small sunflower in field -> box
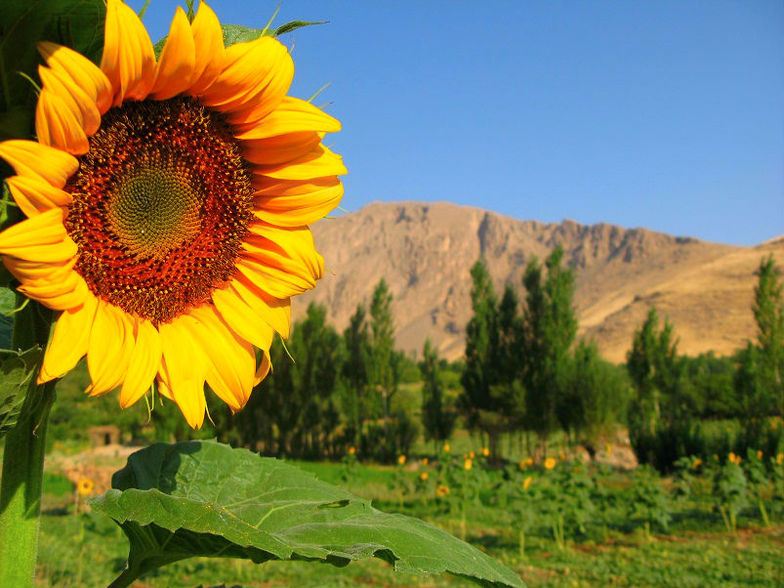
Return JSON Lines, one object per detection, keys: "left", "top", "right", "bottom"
{"left": 419, "top": 472, "right": 428, "bottom": 481}
{"left": 397, "top": 454, "right": 406, "bottom": 466}
{"left": 522, "top": 476, "right": 532, "bottom": 491}
{"left": 436, "top": 485, "right": 450, "bottom": 497}
{"left": 543, "top": 457, "right": 557, "bottom": 471}
{"left": 0, "top": 0, "right": 344, "bottom": 427}
{"left": 76, "top": 477, "right": 94, "bottom": 496}
{"left": 463, "top": 458, "right": 473, "bottom": 471}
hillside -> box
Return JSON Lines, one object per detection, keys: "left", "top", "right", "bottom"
{"left": 295, "top": 201, "right": 784, "bottom": 363}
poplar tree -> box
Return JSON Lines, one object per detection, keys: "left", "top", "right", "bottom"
{"left": 421, "top": 339, "right": 456, "bottom": 446}
{"left": 752, "top": 255, "right": 784, "bottom": 415}
{"left": 341, "top": 303, "right": 371, "bottom": 444}
{"left": 521, "top": 245, "right": 577, "bottom": 448}
{"left": 460, "top": 259, "right": 501, "bottom": 447}
{"left": 368, "top": 279, "right": 398, "bottom": 446}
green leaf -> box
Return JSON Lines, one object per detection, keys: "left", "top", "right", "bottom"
{"left": 0, "top": 287, "right": 14, "bottom": 348}
{"left": 0, "top": 0, "right": 105, "bottom": 142}
{"left": 91, "top": 441, "right": 524, "bottom": 588}
{"left": 0, "top": 347, "right": 40, "bottom": 439}
{"left": 273, "top": 20, "right": 328, "bottom": 36}
{"left": 221, "top": 24, "right": 266, "bottom": 47}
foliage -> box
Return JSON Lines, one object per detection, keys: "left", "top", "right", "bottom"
{"left": 521, "top": 246, "right": 577, "bottom": 447}
{"left": 561, "top": 340, "right": 630, "bottom": 450}
{"left": 627, "top": 465, "right": 672, "bottom": 538}
{"left": 421, "top": 340, "right": 457, "bottom": 445}
{"left": 752, "top": 255, "right": 784, "bottom": 416}
{"left": 90, "top": 441, "right": 524, "bottom": 588}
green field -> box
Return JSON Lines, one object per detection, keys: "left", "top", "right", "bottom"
{"left": 32, "top": 451, "right": 784, "bottom": 587}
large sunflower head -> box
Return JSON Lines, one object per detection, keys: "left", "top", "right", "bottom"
{"left": 0, "top": 0, "right": 345, "bottom": 428}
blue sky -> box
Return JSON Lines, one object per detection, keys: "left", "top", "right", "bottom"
{"left": 129, "top": 1, "right": 784, "bottom": 246}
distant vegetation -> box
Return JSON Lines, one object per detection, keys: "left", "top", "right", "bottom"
{"left": 49, "top": 254, "right": 784, "bottom": 472}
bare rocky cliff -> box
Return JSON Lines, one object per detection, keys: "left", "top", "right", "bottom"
{"left": 295, "top": 201, "right": 783, "bottom": 363}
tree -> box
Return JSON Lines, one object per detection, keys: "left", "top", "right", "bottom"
{"left": 521, "top": 245, "right": 577, "bottom": 449}
{"left": 459, "top": 259, "right": 505, "bottom": 454}
{"left": 563, "top": 339, "right": 631, "bottom": 454}
{"left": 421, "top": 340, "right": 456, "bottom": 446}
{"left": 752, "top": 255, "right": 784, "bottom": 415}
{"left": 341, "top": 303, "right": 371, "bottom": 445}
{"left": 368, "top": 279, "right": 398, "bottom": 438}
{"left": 626, "top": 307, "right": 681, "bottom": 435}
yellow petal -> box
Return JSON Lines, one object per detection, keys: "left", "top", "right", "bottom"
{"left": 238, "top": 225, "right": 323, "bottom": 298}
{"left": 241, "top": 132, "right": 322, "bottom": 165}
{"left": 18, "top": 271, "right": 89, "bottom": 310}
{"left": 234, "top": 96, "right": 341, "bottom": 140}
{"left": 0, "top": 208, "right": 77, "bottom": 263}
{"left": 253, "top": 144, "right": 346, "bottom": 181}
{"left": 86, "top": 301, "right": 134, "bottom": 396}
{"left": 188, "top": 305, "right": 255, "bottom": 412}
{"left": 38, "top": 41, "right": 112, "bottom": 114}
{"left": 101, "top": 0, "right": 156, "bottom": 106}
{"left": 254, "top": 350, "right": 272, "bottom": 386}
{"left": 151, "top": 7, "right": 196, "bottom": 100}
{"left": 38, "top": 64, "right": 101, "bottom": 137}
{"left": 0, "top": 140, "right": 78, "bottom": 187}
{"left": 187, "top": 0, "right": 225, "bottom": 95}
{"left": 252, "top": 176, "right": 343, "bottom": 227}
{"left": 5, "top": 175, "right": 72, "bottom": 217}
{"left": 212, "top": 283, "right": 277, "bottom": 349}
{"left": 35, "top": 90, "right": 89, "bottom": 155}
{"left": 39, "top": 293, "right": 98, "bottom": 383}
{"left": 158, "top": 317, "right": 208, "bottom": 428}
{"left": 119, "top": 319, "right": 162, "bottom": 408}
{"left": 200, "top": 36, "right": 291, "bottom": 114}
{"left": 215, "top": 277, "right": 291, "bottom": 339}
{"left": 3, "top": 256, "right": 76, "bottom": 285}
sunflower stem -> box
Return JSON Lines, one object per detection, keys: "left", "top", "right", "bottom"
{"left": 0, "top": 298, "right": 55, "bottom": 587}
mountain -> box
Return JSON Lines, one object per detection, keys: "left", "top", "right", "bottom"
{"left": 295, "top": 201, "right": 784, "bottom": 363}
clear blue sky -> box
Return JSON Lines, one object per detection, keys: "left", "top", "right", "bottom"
{"left": 129, "top": 1, "right": 784, "bottom": 246}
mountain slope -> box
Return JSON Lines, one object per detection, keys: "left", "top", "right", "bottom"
{"left": 295, "top": 201, "right": 783, "bottom": 363}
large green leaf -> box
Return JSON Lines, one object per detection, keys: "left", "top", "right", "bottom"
{"left": 0, "top": 0, "right": 105, "bottom": 143}
{"left": 0, "top": 347, "right": 40, "bottom": 439}
{"left": 91, "top": 441, "right": 524, "bottom": 588}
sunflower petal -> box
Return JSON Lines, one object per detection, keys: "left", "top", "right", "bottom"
{"left": 101, "top": 0, "right": 156, "bottom": 106}
{"left": 0, "top": 208, "right": 77, "bottom": 263}
{"left": 38, "top": 65, "right": 101, "bottom": 137}
{"left": 38, "top": 41, "right": 112, "bottom": 114}
{"left": 18, "top": 271, "right": 89, "bottom": 310}
{"left": 187, "top": 0, "right": 225, "bottom": 95}
{"left": 252, "top": 176, "right": 344, "bottom": 227}
{"left": 215, "top": 277, "right": 291, "bottom": 339}
{"left": 158, "top": 317, "right": 208, "bottom": 428}
{"left": 254, "top": 350, "right": 272, "bottom": 386}
{"left": 3, "top": 256, "right": 76, "bottom": 286}
{"left": 119, "top": 319, "right": 162, "bottom": 408}
{"left": 212, "top": 283, "right": 277, "bottom": 350}
{"left": 253, "top": 144, "right": 346, "bottom": 181}
{"left": 151, "top": 6, "right": 196, "bottom": 100}
{"left": 241, "top": 132, "right": 322, "bottom": 165}
{"left": 35, "top": 90, "right": 89, "bottom": 155}
{"left": 189, "top": 305, "right": 255, "bottom": 412}
{"left": 0, "top": 140, "right": 78, "bottom": 187}
{"left": 86, "top": 301, "right": 134, "bottom": 396}
{"left": 5, "top": 175, "right": 72, "bottom": 217}
{"left": 39, "top": 294, "right": 98, "bottom": 383}
{"left": 200, "top": 36, "right": 291, "bottom": 114}
{"left": 234, "top": 96, "right": 341, "bottom": 139}
{"left": 238, "top": 225, "right": 323, "bottom": 298}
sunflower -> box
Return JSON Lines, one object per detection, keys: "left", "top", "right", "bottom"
{"left": 76, "top": 477, "right": 95, "bottom": 496}
{"left": 0, "top": 0, "right": 344, "bottom": 428}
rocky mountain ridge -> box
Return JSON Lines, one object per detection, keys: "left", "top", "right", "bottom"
{"left": 295, "top": 201, "right": 783, "bottom": 363}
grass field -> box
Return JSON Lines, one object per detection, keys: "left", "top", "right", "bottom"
{"left": 31, "top": 450, "right": 784, "bottom": 588}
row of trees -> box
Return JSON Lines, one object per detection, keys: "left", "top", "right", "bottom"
{"left": 457, "top": 246, "right": 628, "bottom": 459}
{"left": 214, "top": 280, "right": 421, "bottom": 461}
{"left": 626, "top": 255, "right": 784, "bottom": 470}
